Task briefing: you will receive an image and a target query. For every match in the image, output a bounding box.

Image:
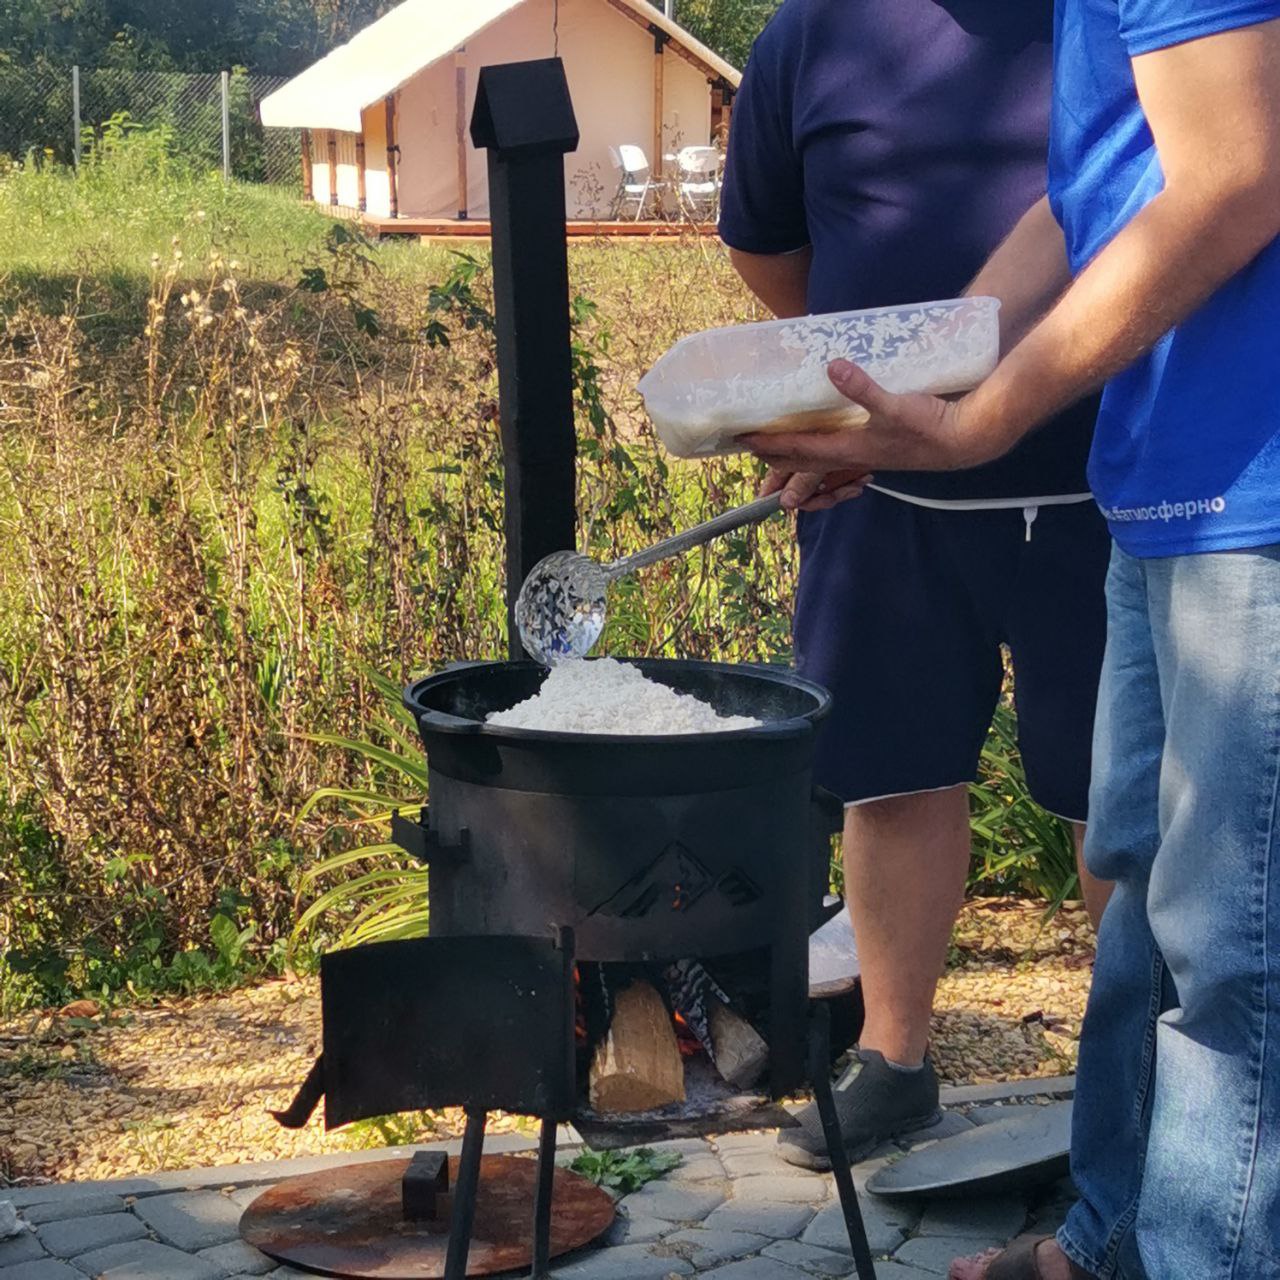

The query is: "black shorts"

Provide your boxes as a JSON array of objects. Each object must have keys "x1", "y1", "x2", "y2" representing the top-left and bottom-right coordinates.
[{"x1": 793, "y1": 489, "x2": 1111, "y2": 822}]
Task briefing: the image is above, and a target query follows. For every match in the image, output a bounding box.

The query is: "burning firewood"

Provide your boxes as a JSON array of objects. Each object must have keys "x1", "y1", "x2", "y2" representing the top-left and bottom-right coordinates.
[
  {"x1": 665, "y1": 959, "x2": 768, "y2": 1090},
  {"x1": 588, "y1": 979, "x2": 685, "y2": 1113}
]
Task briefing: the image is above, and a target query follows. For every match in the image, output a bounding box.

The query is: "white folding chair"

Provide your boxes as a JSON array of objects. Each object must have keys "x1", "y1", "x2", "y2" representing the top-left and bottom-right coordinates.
[
  {"x1": 609, "y1": 144, "x2": 664, "y2": 220},
  {"x1": 673, "y1": 145, "x2": 723, "y2": 221}
]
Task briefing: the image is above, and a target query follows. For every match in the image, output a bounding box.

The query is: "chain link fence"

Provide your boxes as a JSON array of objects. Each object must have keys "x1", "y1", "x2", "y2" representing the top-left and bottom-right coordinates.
[{"x1": 0, "y1": 64, "x2": 299, "y2": 185}]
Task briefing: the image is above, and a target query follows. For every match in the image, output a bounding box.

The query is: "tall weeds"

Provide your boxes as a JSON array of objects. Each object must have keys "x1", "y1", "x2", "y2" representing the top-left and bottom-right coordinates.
[{"x1": 0, "y1": 142, "x2": 1073, "y2": 1009}]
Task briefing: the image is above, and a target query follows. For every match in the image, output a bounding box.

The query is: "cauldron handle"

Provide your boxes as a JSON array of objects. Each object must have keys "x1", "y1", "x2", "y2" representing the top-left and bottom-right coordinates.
[{"x1": 391, "y1": 806, "x2": 470, "y2": 865}]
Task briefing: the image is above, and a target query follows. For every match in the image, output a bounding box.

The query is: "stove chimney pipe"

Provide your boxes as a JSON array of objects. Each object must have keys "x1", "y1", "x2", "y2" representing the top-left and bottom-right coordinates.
[{"x1": 470, "y1": 60, "x2": 581, "y2": 658}]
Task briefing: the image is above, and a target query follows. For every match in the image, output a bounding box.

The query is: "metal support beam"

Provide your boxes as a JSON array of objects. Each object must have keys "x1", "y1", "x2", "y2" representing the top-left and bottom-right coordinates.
[{"x1": 471, "y1": 59, "x2": 581, "y2": 658}]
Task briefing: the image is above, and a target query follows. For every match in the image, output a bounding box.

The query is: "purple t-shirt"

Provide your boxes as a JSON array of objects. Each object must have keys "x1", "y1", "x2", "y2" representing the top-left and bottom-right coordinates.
[{"x1": 719, "y1": 0, "x2": 1097, "y2": 502}]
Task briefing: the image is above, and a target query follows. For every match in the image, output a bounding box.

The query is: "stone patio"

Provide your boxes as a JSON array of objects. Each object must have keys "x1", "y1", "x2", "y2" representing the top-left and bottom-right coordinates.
[{"x1": 1, "y1": 1081, "x2": 1076, "y2": 1280}]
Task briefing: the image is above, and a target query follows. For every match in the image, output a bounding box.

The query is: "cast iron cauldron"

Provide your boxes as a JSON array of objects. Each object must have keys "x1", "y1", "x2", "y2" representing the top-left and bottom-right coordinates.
[{"x1": 396, "y1": 659, "x2": 840, "y2": 971}]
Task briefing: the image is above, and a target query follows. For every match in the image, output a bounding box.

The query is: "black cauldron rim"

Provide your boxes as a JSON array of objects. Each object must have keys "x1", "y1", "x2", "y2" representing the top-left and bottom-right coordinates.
[{"x1": 403, "y1": 657, "x2": 832, "y2": 747}]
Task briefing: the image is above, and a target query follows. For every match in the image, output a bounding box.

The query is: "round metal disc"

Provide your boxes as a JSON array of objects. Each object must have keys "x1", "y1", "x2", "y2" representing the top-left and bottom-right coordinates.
[
  {"x1": 866, "y1": 1101, "x2": 1073, "y2": 1199},
  {"x1": 240, "y1": 1155, "x2": 616, "y2": 1278}
]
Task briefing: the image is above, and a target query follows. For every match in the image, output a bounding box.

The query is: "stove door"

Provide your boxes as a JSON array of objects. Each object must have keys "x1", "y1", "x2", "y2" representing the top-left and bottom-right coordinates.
[{"x1": 318, "y1": 931, "x2": 576, "y2": 1128}]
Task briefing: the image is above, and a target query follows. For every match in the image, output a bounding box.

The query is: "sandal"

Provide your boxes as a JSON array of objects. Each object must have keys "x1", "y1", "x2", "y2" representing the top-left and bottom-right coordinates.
[{"x1": 947, "y1": 1235, "x2": 1099, "y2": 1280}]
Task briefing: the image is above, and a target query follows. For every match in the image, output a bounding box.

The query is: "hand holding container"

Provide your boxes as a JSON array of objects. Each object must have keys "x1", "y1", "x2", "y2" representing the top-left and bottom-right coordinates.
[{"x1": 637, "y1": 296, "x2": 1001, "y2": 458}]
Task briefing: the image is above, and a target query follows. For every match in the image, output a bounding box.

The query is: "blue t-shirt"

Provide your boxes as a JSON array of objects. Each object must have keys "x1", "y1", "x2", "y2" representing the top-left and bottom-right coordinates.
[
  {"x1": 1051, "y1": 0, "x2": 1280, "y2": 555},
  {"x1": 719, "y1": 0, "x2": 1098, "y2": 502}
]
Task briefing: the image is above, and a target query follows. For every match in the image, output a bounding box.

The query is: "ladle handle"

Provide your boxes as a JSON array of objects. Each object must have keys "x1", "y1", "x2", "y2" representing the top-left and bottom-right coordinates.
[{"x1": 605, "y1": 492, "x2": 786, "y2": 580}]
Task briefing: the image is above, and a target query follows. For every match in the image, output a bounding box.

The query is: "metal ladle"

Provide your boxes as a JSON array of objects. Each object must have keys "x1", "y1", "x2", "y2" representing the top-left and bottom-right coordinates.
[{"x1": 516, "y1": 492, "x2": 785, "y2": 665}]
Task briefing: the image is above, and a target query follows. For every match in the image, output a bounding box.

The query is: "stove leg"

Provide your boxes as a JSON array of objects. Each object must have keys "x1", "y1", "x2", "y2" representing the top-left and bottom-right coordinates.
[
  {"x1": 808, "y1": 1004, "x2": 877, "y2": 1280},
  {"x1": 445, "y1": 1108, "x2": 487, "y2": 1280},
  {"x1": 530, "y1": 1115, "x2": 557, "y2": 1277}
]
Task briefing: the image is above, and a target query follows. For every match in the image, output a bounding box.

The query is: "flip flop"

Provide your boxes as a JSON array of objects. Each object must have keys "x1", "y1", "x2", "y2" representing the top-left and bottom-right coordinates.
[{"x1": 947, "y1": 1235, "x2": 1098, "y2": 1280}]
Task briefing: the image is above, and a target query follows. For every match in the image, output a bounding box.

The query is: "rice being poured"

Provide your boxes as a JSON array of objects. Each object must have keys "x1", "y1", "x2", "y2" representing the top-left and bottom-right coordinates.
[{"x1": 486, "y1": 658, "x2": 762, "y2": 735}]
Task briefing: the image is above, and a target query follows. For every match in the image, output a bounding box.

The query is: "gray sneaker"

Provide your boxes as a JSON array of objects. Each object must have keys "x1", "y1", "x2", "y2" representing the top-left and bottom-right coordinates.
[{"x1": 777, "y1": 1048, "x2": 941, "y2": 1171}]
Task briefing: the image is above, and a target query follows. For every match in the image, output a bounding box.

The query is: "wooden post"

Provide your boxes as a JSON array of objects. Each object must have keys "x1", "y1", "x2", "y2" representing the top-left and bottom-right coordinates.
[
  {"x1": 385, "y1": 95, "x2": 399, "y2": 219},
  {"x1": 456, "y1": 49, "x2": 468, "y2": 220},
  {"x1": 470, "y1": 58, "x2": 580, "y2": 657},
  {"x1": 652, "y1": 30, "x2": 667, "y2": 183},
  {"x1": 300, "y1": 128, "x2": 313, "y2": 201},
  {"x1": 355, "y1": 133, "x2": 367, "y2": 212},
  {"x1": 326, "y1": 131, "x2": 338, "y2": 206}
]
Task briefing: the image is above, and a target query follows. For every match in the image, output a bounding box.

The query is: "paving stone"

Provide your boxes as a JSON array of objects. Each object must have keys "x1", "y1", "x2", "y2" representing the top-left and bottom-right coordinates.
[
  {"x1": 874, "y1": 1264, "x2": 938, "y2": 1280},
  {"x1": 0, "y1": 1231, "x2": 47, "y2": 1268},
  {"x1": 967, "y1": 1105, "x2": 1049, "y2": 1128},
  {"x1": 38, "y1": 1213, "x2": 147, "y2": 1259},
  {"x1": 20, "y1": 1196, "x2": 126, "y2": 1227},
  {"x1": 734, "y1": 1176, "x2": 829, "y2": 1205},
  {"x1": 674, "y1": 1158, "x2": 729, "y2": 1183},
  {"x1": 802, "y1": 1197, "x2": 917, "y2": 1257},
  {"x1": 549, "y1": 1241, "x2": 694, "y2": 1278},
  {"x1": 70, "y1": 1239, "x2": 225, "y2": 1279},
  {"x1": 227, "y1": 1187, "x2": 271, "y2": 1211},
  {"x1": 131, "y1": 1191, "x2": 242, "y2": 1251},
  {"x1": 0, "y1": 1261, "x2": 84, "y2": 1280},
  {"x1": 899, "y1": 1112, "x2": 976, "y2": 1148},
  {"x1": 648, "y1": 1139, "x2": 718, "y2": 1156},
  {"x1": 605, "y1": 1213, "x2": 671, "y2": 1245},
  {"x1": 939, "y1": 1077, "x2": 1074, "y2": 1107},
  {"x1": 761, "y1": 1239, "x2": 855, "y2": 1276},
  {"x1": 713, "y1": 1133, "x2": 778, "y2": 1155},
  {"x1": 665, "y1": 1228, "x2": 770, "y2": 1267},
  {"x1": 893, "y1": 1235, "x2": 1002, "y2": 1275},
  {"x1": 620, "y1": 1184, "x2": 726, "y2": 1223},
  {"x1": 196, "y1": 1238, "x2": 275, "y2": 1275},
  {"x1": 721, "y1": 1151, "x2": 803, "y2": 1179},
  {"x1": 1031, "y1": 1203, "x2": 1070, "y2": 1237},
  {"x1": 703, "y1": 1202, "x2": 814, "y2": 1240},
  {"x1": 698, "y1": 1259, "x2": 805, "y2": 1278},
  {"x1": 917, "y1": 1198, "x2": 1027, "y2": 1242}
]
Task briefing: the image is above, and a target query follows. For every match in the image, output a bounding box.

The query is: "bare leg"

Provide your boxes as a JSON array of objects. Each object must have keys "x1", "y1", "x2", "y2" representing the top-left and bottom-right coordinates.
[
  {"x1": 1071, "y1": 822, "x2": 1113, "y2": 932},
  {"x1": 845, "y1": 786, "x2": 972, "y2": 1067}
]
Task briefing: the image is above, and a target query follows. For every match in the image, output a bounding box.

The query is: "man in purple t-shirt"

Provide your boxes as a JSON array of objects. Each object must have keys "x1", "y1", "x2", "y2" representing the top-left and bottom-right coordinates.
[{"x1": 719, "y1": 0, "x2": 1111, "y2": 1171}]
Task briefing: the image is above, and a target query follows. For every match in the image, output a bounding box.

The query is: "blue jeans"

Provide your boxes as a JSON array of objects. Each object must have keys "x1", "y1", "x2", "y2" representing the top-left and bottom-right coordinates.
[{"x1": 1060, "y1": 544, "x2": 1280, "y2": 1279}]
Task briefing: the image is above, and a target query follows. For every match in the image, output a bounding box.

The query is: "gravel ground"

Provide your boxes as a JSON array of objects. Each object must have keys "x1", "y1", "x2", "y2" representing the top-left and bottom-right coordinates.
[{"x1": 0, "y1": 897, "x2": 1094, "y2": 1187}]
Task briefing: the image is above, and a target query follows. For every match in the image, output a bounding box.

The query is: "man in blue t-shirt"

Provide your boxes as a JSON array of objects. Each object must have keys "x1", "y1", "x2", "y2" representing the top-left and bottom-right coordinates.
[
  {"x1": 744, "y1": 3, "x2": 1280, "y2": 1277},
  {"x1": 719, "y1": 0, "x2": 1112, "y2": 1175}
]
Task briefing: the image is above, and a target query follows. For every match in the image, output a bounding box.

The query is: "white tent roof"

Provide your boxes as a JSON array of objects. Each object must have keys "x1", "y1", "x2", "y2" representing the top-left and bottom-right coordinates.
[{"x1": 260, "y1": 0, "x2": 740, "y2": 134}]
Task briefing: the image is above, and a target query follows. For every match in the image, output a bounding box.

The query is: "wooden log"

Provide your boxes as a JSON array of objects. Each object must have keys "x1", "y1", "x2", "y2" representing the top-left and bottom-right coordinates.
[
  {"x1": 385, "y1": 94, "x2": 400, "y2": 219},
  {"x1": 300, "y1": 129, "x2": 313, "y2": 201},
  {"x1": 652, "y1": 32, "x2": 666, "y2": 185},
  {"x1": 355, "y1": 133, "x2": 367, "y2": 212},
  {"x1": 709, "y1": 1001, "x2": 768, "y2": 1090},
  {"x1": 456, "y1": 51, "x2": 468, "y2": 219},
  {"x1": 326, "y1": 130, "x2": 338, "y2": 206},
  {"x1": 589, "y1": 980, "x2": 685, "y2": 1113}
]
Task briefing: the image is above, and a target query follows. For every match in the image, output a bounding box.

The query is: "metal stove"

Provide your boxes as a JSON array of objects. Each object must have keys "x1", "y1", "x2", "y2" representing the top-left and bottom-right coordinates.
[{"x1": 243, "y1": 57, "x2": 876, "y2": 1280}]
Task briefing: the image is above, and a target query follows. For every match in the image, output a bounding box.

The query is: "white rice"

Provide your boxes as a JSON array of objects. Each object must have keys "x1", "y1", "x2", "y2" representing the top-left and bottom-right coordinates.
[{"x1": 486, "y1": 658, "x2": 761, "y2": 735}]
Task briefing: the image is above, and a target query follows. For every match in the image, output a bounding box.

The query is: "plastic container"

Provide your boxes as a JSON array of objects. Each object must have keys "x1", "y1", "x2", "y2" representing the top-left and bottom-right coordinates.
[{"x1": 637, "y1": 296, "x2": 1000, "y2": 458}]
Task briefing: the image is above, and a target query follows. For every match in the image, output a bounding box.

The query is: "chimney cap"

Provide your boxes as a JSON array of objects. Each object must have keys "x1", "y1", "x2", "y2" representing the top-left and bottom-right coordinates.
[{"x1": 470, "y1": 57, "x2": 580, "y2": 158}]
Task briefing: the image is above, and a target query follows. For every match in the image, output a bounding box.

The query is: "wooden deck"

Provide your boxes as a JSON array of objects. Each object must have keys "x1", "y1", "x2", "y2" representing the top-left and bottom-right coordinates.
[{"x1": 361, "y1": 214, "x2": 718, "y2": 240}]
